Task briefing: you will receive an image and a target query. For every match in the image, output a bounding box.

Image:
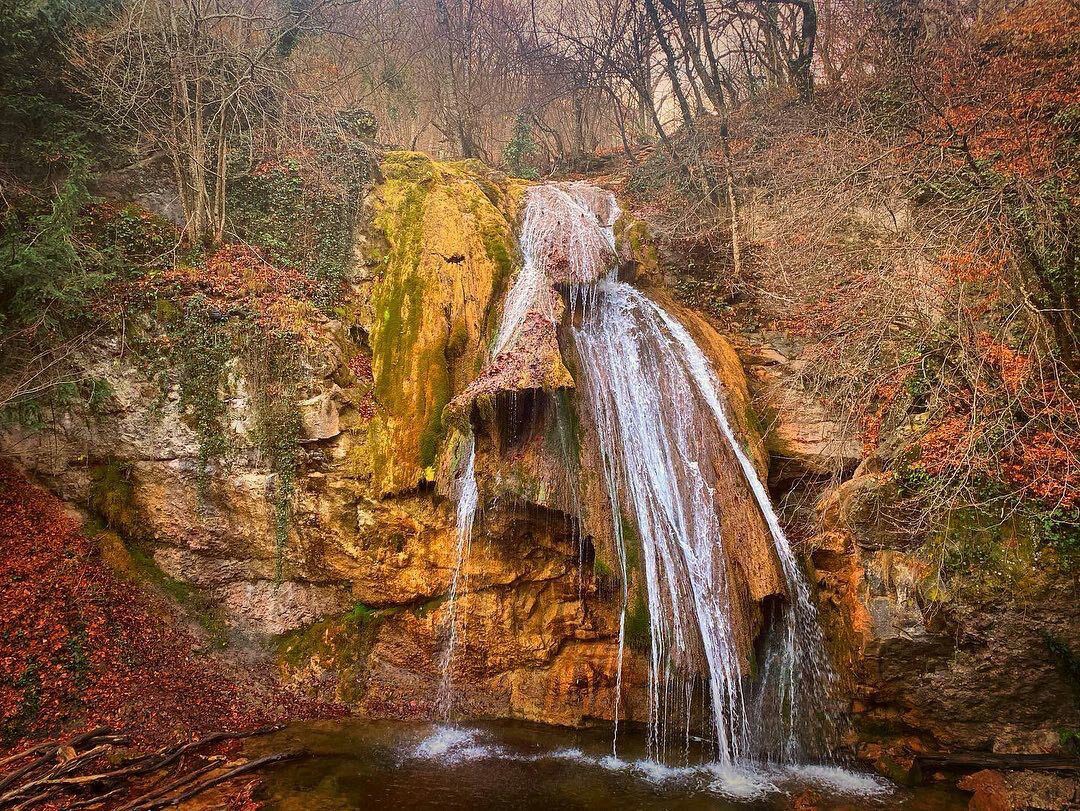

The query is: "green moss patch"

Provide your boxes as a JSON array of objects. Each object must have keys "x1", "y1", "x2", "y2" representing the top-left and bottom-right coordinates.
[
  {"x1": 365, "y1": 151, "x2": 522, "y2": 492},
  {"x1": 275, "y1": 601, "x2": 394, "y2": 703}
]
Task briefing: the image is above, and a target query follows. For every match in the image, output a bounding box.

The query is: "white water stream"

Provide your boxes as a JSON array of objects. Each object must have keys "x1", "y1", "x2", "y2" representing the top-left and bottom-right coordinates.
[
  {"x1": 437, "y1": 182, "x2": 618, "y2": 717},
  {"x1": 439, "y1": 181, "x2": 838, "y2": 767},
  {"x1": 435, "y1": 433, "x2": 478, "y2": 719}
]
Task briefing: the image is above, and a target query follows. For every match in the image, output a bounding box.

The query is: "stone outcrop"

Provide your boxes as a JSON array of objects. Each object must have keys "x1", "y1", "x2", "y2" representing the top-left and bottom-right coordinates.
[
  {"x1": 0, "y1": 155, "x2": 772, "y2": 730},
  {"x1": 736, "y1": 334, "x2": 1080, "y2": 803},
  {"x1": 738, "y1": 336, "x2": 862, "y2": 483},
  {"x1": 361, "y1": 153, "x2": 528, "y2": 492},
  {"x1": 806, "y1": 466, "x2": 1080, "y2": 762},
  {"x1": 959, "y1": 769, "x2": 1079, "y2": 811}
]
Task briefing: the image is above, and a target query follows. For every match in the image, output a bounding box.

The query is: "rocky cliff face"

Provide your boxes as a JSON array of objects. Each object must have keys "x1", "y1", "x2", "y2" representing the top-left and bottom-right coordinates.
[
  {"x1": 0, "y1": 153, "x2": 773, "y2": 729},
  {"x1": 6, "y1": 149, "x2": 1074, "y2": 803},
  {"x1": 735, "y1": 335, "x2": 1079, "y2": 802}
]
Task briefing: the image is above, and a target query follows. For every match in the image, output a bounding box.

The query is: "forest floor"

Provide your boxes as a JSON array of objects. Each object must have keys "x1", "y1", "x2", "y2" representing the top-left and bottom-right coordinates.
[{"x1": 0, "y1": 463, "x2": 343, "y2": 809}]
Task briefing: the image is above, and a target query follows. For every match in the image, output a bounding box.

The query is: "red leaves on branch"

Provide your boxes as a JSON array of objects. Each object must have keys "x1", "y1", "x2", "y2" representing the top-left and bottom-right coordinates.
[{"x1": 928, "y1": 0, "x2": 1080, "y2": 182}]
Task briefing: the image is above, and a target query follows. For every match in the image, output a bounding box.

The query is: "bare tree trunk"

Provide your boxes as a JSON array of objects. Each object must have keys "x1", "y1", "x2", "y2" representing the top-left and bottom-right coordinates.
[
  {"x1": 606, "y1": 86, "x2": 637, "y2": 163},
  {"x1": 659, "y1": 0, "x2": 725, "y2": 111},
  {"x1": 720, "y1": 121, "x2": 741, "y2": 278},
  {"x1": 643, "y1": 0, "x2": 695, "y2": 127},
  {"x1": 572, "y1": 94, "x2": 586, "y2": 167},
  {"x1": 789, "y1": 0, "x2": 818, "y2": 100}
]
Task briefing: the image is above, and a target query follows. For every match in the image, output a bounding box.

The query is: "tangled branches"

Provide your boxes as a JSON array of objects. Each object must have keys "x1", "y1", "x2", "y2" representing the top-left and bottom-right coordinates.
[
  {"x1": 625, "y1": 0, "x2": 1079, "y2": 556},
  {"x1": 0, "y1": 727, "x2": 305, "y2": 810}
]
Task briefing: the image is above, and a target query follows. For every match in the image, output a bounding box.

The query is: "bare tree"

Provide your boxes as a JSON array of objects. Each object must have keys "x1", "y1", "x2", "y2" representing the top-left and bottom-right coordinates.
[{"x1": 71, "y1": 0, "x2": 378, "y2": 245}]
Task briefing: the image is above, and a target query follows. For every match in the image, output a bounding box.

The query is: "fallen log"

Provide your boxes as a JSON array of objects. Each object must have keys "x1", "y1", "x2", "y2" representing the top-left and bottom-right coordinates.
[
  {"x1": 124, "y1": 749, "x2": 309, "y2": 810},
  {"x1": 913, "y1": 751, "x2": 1080, "y2": 774},
  {"x1": 113, "y1": 760, "x2": 223, "y2": 811}
]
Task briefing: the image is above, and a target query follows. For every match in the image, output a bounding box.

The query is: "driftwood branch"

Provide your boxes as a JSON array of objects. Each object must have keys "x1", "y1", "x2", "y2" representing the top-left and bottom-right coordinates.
[
  {"x1": 125, "y1": 750, "x2": 307, "y2": 810},
  {"x1": 0, "y1": 725, "x2": 296, "y2": 810}
]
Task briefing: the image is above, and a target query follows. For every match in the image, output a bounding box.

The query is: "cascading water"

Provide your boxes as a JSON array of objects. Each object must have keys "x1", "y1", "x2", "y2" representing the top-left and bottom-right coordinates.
[
  {"x1": 437, "y1": 182, "x2": 620, "y2": 715},
  {"x1": 493, "y1": 182, "x2": 619, "y2": 356},
  {"x1": 441, "y1": 179, "x2": 838, "y2": 768},
  {"x1": 575, "y1": 281, "x2": 752, "y2": 763},
  {"x1": 575, "y1": 280, "x2": 837, "y2": 765},
  {"x1": 435, "y1": 433, "x2": 478, "y2": 719},
  {"x1": 646, "y1": 301, "x2": 839, "y2": 764}
]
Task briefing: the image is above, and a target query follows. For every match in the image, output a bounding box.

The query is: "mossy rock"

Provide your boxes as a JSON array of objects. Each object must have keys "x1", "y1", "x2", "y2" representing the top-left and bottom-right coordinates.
[
  {"x1": 625, "y1": 590, "x2": 651, "y2": 651},
  {"x1": 924, "y1": 507, "x2": 1040, "y2": 596},
  {"x1": 88, "y1": 461, "x2": 137, "y2": 532},
  {"x1": 363, "y1": 152, "x2": 527, "y2": 493},
  {"x1": 276, "y1": 601, "x2": 390, "y2": 704},
  {"x1": 614, "y1": 215, "x2": 661, "y2": 283}
]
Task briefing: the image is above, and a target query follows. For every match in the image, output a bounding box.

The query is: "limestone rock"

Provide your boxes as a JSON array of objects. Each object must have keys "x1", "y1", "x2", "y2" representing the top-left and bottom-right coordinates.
[
  {"x1": 812, "y1": 472, "x2": 1080, "y2": 760},
  {"x1": 299, "y1": 387, "x2": 342, "y2": 441},
  {"x1": 364, "y1": 152, "x2": 528, "y2": 493},
  {"x1": 817, "y1": 471, "x2": 899, "y2": 550},
  {"x1": 215, "y1": 580, "x2": 356, "y2": 636},
  {"x1": 0, "y1": 162, "x2": 809, "y2": 732},
  {"x1": 738, "y1": 338, "x2": 862, "y2": 481}
]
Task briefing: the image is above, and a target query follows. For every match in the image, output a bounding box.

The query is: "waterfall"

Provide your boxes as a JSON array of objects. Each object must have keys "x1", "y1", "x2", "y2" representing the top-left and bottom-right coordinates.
[
  {"x1": 650, "y1": 303, "x2": 838, "y2": 764},
  {"x1": 492, "y1": 182, "x2": 619, "y2": 357},
  {"x1": 575, "y1": 281, "x2": 837, "y2": 764},
  {"x1": 575, "y1": 280, "x2": 750, "y2": 763},
  {"x1": 442, "y1": 179, "x2": 837, "y2": 765},
  {"x1": 436, "y1": 433, "x2": 478, "y2": 719},
  {"x1": 438, "y1": 183, "x2": 595, "y2": 715}
]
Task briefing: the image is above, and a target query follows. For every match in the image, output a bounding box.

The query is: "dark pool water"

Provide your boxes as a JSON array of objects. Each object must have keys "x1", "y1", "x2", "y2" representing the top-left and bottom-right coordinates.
[{"x1": 248, "y1": 720, "x2": 968, "y2": 810}]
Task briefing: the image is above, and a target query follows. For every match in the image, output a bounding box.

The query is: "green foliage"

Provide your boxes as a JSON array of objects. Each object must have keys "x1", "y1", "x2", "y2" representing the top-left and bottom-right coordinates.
[
  {"x1": 91, "y1": 204, "x2": 179, "y2": 273},
  {"x1": 1036, "y1": 506, "x2": 1080, "y2": 564},
  {"x1": 922, "y1": 497, "x2": 1080, "y2": 591},
  {"x1": 0, "y1": 0, "x2": 106, "y2": 188},
  {"x1": 226, "y1": 149, "x2": 371, "y2": 309},
  {"x1": 89, "y1": 461, "x2": 135, "y2": 530},
  {"x1": 1, "y1": 375, "x2": 114, "y2": 431},
  {"x1": 157, "y1": 296, "x2": 306, "y2": 580},
  {"x1": 242, "y1": 330, "x2": 303, "y2": 581},
  {"x1": 0, "y1": 0, "x2": 131, "y2": 340},
  {"x1": 502, "y1": 115, "x2": 539, "y2": 180},
  {"x1": 0, "y1": 170, "x2": 102, "y2": 333},
  {"x1": 171, "y1": 298, "x2": 232, "y2": 492}
]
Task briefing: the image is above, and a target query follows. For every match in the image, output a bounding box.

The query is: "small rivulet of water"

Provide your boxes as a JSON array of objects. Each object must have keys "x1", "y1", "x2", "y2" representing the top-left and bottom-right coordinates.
[
  {"x1": 437, "y1": 182, "x2": 619, "y2": 716},
  {"x1": 435, "y1": 432, "x2": 478, "y2": 720},
  {"x1": 442, "y1": 180, "x2": 841, "y2": 769}
]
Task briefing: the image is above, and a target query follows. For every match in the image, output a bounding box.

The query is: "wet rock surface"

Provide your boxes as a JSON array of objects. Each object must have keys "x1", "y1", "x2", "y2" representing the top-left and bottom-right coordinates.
[
  {"x1": 9, "y1": 160, "x2": 784, "y2": 729},
  {"x1": 735, "y1": 335, "x2": 1080, "y2": 803},
  {"x1": 5, "y1": 155, "x2": 1076, "y2": 805}
]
